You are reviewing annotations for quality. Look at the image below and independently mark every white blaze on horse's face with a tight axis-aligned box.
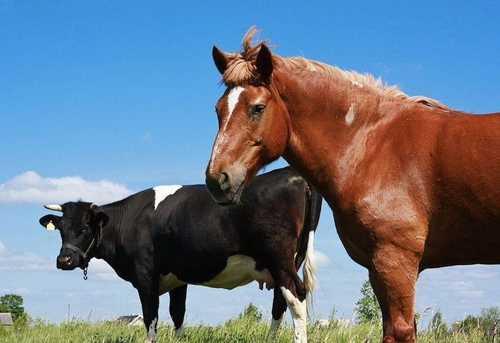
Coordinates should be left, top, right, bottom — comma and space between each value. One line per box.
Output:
226, 86, 245, 121
212, 86, 246, 158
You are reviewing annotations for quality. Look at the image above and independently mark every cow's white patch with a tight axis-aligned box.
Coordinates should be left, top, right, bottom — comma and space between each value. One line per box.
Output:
158, 256, 273, 294
175, 325, 185, 337
45, 221, 56, 231
288, 176, 303, 185
281, 287, 307, 343
147, 317, 157, 342
158, 273, 186, 295
153, 185, 182, 210
345, 104, 356, 126
268, 316, 283, 338
227, 86, 245, 117
202, 255, 273, 290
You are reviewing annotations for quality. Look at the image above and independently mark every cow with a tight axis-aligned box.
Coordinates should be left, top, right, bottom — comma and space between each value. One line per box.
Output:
38, 167, 322, 342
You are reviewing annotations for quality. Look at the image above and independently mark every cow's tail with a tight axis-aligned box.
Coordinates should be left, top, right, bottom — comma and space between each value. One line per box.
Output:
297, 184, 322, 317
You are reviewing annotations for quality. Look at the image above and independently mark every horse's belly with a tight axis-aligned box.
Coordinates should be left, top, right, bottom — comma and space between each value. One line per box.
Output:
422, 218, 500, 268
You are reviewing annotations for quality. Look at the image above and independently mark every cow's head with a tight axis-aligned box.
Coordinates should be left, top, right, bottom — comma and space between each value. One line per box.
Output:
39, 202, 108, 270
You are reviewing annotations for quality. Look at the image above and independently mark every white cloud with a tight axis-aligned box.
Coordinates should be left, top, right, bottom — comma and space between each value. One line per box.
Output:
0, 240, 53, 271
1, 288, 31, 296
0, 240, 6, 255
315, 249, 331, 268
0, 240, 117, 281
88, 259, 119, 281
0, 171, 132, 205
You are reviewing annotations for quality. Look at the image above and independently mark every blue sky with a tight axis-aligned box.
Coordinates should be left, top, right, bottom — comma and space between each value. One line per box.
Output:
1, 0, 499, 327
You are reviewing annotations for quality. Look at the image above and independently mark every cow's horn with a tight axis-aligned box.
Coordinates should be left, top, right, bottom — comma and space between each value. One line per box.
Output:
44, 204, 63, 212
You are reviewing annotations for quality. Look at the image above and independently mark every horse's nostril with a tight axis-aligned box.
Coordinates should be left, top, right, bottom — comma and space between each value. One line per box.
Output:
219, 172, 231, 192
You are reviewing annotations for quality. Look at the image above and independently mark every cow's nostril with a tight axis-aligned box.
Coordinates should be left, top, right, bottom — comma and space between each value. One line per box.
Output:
58, 256, 71, 264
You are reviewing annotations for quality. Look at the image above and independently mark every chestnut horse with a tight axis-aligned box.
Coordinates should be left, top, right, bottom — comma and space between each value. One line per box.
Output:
205, 28, 500, 343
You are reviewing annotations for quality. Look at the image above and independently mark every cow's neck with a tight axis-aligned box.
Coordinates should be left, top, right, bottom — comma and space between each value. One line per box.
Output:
92, 206, 121, 266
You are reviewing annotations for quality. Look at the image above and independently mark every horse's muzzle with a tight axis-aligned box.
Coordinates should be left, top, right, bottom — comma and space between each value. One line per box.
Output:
205, 169, 245, 205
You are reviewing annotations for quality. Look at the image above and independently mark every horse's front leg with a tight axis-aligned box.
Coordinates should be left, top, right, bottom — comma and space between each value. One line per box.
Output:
370, 241, 422, 343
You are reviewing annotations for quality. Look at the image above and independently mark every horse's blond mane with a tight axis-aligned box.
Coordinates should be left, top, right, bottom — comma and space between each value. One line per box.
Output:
222, 27, 449, 110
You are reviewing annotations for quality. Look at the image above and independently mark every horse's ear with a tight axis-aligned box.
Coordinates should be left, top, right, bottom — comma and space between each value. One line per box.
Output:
255, 44, 273, 81
212, 46, 229, 74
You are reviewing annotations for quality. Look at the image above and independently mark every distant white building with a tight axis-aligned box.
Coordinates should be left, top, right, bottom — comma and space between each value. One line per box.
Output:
115, 315, 144, 327
0, 313, 13, 326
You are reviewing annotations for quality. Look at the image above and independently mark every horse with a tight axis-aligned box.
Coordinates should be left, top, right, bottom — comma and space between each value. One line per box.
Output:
204, 28, 500, 343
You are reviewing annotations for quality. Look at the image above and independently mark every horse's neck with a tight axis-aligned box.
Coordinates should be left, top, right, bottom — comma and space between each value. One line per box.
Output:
278, 71, 383, 206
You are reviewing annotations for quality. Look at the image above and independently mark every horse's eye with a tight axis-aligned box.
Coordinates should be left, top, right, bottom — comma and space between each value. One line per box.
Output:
250, 104, 266, 118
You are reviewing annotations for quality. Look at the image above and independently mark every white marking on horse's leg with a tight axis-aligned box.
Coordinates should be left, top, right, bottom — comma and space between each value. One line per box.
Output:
175, 324, 185, 337
146, 317, 157, 342
267, 316, 283, 338
280, 287, 307, 343
153, 185, 182, 210
345, 103, 356, 126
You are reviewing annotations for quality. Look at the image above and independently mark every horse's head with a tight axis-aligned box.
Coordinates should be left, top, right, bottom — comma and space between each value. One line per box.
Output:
206, 30, 291, 205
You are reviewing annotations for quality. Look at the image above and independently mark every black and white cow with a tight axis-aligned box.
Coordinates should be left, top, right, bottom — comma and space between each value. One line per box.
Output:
38, 167, 322, 342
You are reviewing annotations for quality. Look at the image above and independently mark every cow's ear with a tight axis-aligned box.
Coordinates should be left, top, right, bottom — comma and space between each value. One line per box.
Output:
89, 208, 109, 229
39, 215, 60, 231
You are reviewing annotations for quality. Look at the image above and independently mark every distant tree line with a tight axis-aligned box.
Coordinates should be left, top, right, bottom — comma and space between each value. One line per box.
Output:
354, 280, 499, 339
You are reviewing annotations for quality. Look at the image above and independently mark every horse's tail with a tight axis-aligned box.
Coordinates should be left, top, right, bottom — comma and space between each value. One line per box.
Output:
296, 183, 322, 316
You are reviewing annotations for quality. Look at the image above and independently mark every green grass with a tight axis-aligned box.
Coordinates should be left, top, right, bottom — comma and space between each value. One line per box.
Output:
0, 317, 494, 343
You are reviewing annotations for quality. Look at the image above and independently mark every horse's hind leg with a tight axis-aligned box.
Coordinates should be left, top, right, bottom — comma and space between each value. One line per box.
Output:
370, 244, 420, 343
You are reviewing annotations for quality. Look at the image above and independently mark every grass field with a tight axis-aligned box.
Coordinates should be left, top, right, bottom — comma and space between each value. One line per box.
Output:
0, 311, 494, 343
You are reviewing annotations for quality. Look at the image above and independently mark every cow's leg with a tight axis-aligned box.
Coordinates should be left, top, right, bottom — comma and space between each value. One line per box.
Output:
273, 265, 307, 343
169, 285, 187, 337
370, 244, 420, 343
137, 277, 160, 343
267, 287, 287, 338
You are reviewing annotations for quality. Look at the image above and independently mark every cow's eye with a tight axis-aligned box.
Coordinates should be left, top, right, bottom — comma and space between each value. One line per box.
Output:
249, 104, 265, 118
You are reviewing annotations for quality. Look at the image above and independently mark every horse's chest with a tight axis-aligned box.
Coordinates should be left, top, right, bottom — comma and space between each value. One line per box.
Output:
158, 255, 273, 294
